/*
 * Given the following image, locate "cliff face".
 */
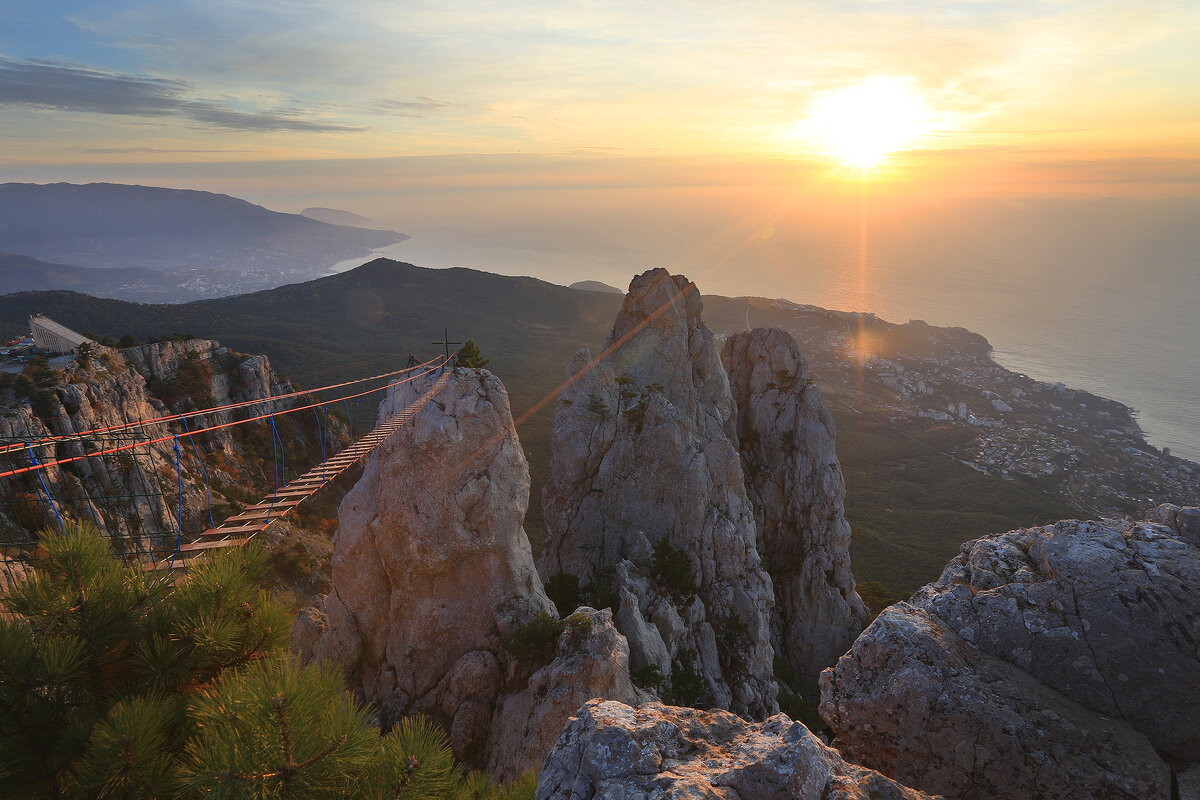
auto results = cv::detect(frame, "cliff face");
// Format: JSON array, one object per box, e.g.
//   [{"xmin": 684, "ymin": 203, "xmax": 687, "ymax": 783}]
[
  {"xmin": 296, "ymin": 366, "xmax": 639, "ymax": 780},
  {"xmin": 820, "ymin": 509, "xmax": 1200, "ymax": 799},
  {"xmin": 0, "ymin": 340, "xmax": 326, "ymax": 552},
  {"xmin": 537, "ymin": 700, "xmax": 934, "ymax": 800},
  {"xmin": 721, "ymin": 328, "xmax": 868, "ymax": 694},
  {"xmin": 538, "ymin": 269, "xmax": 778, "ymax": 718}
]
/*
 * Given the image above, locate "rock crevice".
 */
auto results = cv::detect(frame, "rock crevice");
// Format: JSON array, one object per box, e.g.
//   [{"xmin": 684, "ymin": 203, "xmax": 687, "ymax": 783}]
[{"xmin": 722, "ymin": 327, "xmax": 868, "ymax": 694}]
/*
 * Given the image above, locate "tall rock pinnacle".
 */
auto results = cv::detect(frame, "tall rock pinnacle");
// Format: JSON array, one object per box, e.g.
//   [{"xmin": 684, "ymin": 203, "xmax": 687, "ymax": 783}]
[
  {"xmin": 538, "ymin": 268, "xmax": 778, "ymax": 717},
  {"xmin": 722, "ymin": 328, "xmax": 868, "ymax": 694}
]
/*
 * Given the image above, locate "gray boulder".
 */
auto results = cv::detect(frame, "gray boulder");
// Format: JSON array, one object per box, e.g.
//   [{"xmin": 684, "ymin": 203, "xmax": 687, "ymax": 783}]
[
  {"xmin": 537, "ymin": 699, "xmax": 935, "ymax": 800},
  {"xmin": 820, "ymin": 604, "xmax": 1170, "ymax": 800},
  {"xmin": 0, "ymin": 338, "xmax": 309, "ymax": 546},
  {"xmin": 821, "ymin": 512, "xmax": 1200, "ymax": 798}
]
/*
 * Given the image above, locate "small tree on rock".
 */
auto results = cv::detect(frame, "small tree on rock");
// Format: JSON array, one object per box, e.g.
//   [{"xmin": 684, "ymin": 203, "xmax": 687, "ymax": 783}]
[{"xmin": 455, "ymin": 340, "xmax": 490, "ymax": 368}]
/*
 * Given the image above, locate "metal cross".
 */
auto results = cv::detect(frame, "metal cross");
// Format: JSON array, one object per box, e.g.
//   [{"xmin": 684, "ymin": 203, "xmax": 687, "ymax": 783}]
[{"xmin": 432, "ymin": 328, "xmax": 462, "ymax": 359}]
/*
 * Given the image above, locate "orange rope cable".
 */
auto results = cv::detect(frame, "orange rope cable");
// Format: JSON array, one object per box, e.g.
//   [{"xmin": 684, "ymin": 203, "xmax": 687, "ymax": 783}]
[
  {"xmin": 0, "ymin": 357, "xmax": 451, "ymax": 479},
  {"xmin": 0, "ymin": 355, "xmax": 442, "ymax": 454}
]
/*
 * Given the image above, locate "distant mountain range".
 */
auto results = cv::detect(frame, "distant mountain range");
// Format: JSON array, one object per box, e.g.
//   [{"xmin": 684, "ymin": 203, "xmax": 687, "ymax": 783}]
[{"xmin": 0, "ymin": 182, "xmax": 408, "ymax": 299}]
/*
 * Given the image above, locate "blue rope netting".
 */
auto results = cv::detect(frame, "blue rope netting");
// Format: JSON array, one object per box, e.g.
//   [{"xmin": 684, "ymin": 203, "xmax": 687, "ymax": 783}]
[
  {"xmin": 178, "ymin": 415, "xmax": 215, "ymax": 529},
  {"xmin": 310, "ymin": 399, "xmax": 326, "ymax": 466},
  {"xmin": 26, "ymin": 444, "xmax": 63, "ymax": 531},
  {"xmin": 265, "ymin": 415, "xmax": 283, "ymax": 524},
  {"xmin": 168, "ymin": 436, "xmax": 183, "ymax": 568}
]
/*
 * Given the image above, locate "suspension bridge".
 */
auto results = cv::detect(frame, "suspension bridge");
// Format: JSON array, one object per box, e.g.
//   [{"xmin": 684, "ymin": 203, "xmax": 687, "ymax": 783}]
[{"xmin": 0, "ymin": 352, "xmax": 454, "ymax": 577}]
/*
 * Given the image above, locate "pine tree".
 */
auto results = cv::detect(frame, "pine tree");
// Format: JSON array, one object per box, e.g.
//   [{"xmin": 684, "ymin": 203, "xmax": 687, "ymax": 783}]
[
  {"xmin": 0, "ymin": 522, "xmax": 537, "ymax": 800},
  {"xmin": 455, "ymin": 340, "xmax": 489, "ymax": 369}
]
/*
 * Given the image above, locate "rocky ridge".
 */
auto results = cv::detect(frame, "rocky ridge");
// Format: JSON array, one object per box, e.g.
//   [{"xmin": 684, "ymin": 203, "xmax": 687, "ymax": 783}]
[
  {"xmin": 537, "ymin": 269, "xmax": 778, "ymax": 717},
  {"xmin": 722, "ymin": 328, "xmax": 868, "ymax": 694},
  {"xmin": 537, "ymin": 699, "xmax": 934, "ymax": 800},
  {"xmin": 820, "ymin": 508, "xmax": 1200, "ymax": 799},
  {"xmin": 295, "ymin": 365, "xmax": 641, "ymax": 780}
]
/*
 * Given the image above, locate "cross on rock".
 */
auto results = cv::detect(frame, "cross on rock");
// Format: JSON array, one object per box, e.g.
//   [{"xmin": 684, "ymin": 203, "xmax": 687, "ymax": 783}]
[{"xmin": 433, "ymin": 328, "xmax": 462, "ymax": 359}]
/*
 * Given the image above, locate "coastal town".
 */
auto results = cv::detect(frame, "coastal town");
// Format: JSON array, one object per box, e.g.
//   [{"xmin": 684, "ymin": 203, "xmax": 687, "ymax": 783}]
[{"xmin": 756, "ymin": 301, "xmax": 1200, "ymax": 518}]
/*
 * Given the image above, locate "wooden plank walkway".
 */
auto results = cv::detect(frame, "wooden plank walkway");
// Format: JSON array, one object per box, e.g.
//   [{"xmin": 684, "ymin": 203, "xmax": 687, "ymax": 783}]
[{"xmin": 147, "ymin": 367, "xmax": 452, "ymax": 571}]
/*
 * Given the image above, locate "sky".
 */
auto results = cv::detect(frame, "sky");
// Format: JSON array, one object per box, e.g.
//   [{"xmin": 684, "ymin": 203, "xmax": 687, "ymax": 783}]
[
  {"xmin": 2, "ymin": 1, "xmax": 1200, "ymax": 458},
  {"xmin": 2, "ymin": 0, "xmax": 1199, "ymax": 197}
]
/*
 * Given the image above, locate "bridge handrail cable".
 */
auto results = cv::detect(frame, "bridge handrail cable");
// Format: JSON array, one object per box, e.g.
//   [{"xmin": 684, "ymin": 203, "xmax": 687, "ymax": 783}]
[
  {"xmin": 0, "ymin": 356, "xmax": 451, "ymax": 480},
  {"xmin": 0, "ymin": 355, "xmax": 444, "ymax": 454}
]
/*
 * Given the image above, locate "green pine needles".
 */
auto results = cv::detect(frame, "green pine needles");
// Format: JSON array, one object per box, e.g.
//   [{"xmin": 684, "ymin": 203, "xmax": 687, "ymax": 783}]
[
  {"xmin": 454, "ymin": 340, "xmax": 489, "ymax": 369},
  {"xmin": 0, "ymin": 522, "xmax": 536, "ymax": 800}
]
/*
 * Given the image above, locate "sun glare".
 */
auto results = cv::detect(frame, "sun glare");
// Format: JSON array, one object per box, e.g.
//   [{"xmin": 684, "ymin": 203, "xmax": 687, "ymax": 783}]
[{"xmin": 795, "ymin": 77, "xmax": 933, "ymax": 169}]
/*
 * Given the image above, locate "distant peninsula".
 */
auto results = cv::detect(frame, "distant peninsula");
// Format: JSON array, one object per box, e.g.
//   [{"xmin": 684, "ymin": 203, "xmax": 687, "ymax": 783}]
[
  {"xmin": 0, "ymin": 182, "xmax": 408, "ymax": 300},
  {"xmin": 300, "ymin": 207, "xmax": 374, "ymax": 227}
]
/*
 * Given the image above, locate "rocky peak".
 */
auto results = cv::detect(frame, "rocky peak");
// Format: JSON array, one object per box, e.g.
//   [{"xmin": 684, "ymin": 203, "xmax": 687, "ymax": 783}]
[
  {"xmin": 820, "ymin": 510, "xmax": 1200, "ymax": 799},
  {"xmin": 538, "ymin": 268, "xmax": 778, "ymax": 718},
  {"xmin": 722, "ymin": 328, "xmax": 868, "ymax": 695},
  {"xmin": 296, "ymin": 365, "xmax": 640, "ymax": 779},
  {"xmin": 605, "ymin": 269, "xmax": 734, "ymax": 441}
]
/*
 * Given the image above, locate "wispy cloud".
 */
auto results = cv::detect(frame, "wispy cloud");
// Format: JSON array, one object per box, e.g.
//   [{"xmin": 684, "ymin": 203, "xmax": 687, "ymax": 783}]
[
  {"xmin": 0, "ymin": 57, "xmax": 363, "ymax": 132},
  {"xmin": 374, "ymin": 96, "xmax": 469, "ymax": 116},
  {"xmin": 81, "ymin": 147, "xmax": 244, "ymax": 154}
]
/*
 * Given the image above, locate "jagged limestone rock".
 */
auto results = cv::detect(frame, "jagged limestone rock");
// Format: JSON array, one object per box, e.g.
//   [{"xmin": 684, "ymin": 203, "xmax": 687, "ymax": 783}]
[
  {"xmin": 722, "ymin": 328, "xmax": 868, "ymax": 695},
  {"xmin": 486, "ymin": 606, "xmax": 641, "ymax": 782},
  {"xmin": 538, "ymin": 268, "xmax": 777, "ymax": 718},
  {"xmin": 1146, "ymin": 502, "xmax": 1200, "ymax": 548},
  {"xmin": 821, "ymin": 512, "xmax": 1200, "ymax": 799},
  {"xmin": 0, "ymin": 339, "xmax": 309, "ymax": 547},
  {"xmin": 298, "ymin": 366, "xmax": 639, "ymax": 778},
  {"xmin": 1179, "ymin": 763, "xmax": 1200, "ymax": 800},
  {"xmin": 536, "ymin": 699, "xmax": 935, "ymax": 800}
]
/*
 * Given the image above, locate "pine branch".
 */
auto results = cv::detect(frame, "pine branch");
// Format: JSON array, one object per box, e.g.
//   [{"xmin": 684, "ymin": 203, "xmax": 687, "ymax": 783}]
[
  {"xmin": 192, "ymin": 625, "xmax": 274, "ymax": 686},
  {"xmin": 388, "ymin": 756, "xmax": 421, "ymax": 800},
  {"xmin": 225, "ymin": 734, "xmax": 349, "ymax": 783},
  {"xmin": 277, "ymin": 693, "xmax": 293, "ymax": 774}
]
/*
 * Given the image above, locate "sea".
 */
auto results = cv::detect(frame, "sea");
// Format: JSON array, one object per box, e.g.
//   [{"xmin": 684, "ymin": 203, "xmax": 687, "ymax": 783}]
[{"xmin": 327, "ymin": 190, "xmax": 1200, "ymax": 464}]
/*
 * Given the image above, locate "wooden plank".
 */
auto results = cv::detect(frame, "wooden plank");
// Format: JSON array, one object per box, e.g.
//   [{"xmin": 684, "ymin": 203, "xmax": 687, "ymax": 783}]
[
  {"xmin": 195, "ymin": 524, "xmax": 266, "ymax": 536},
  {"xmin": 223, "ymin": 511, "xmax": 277, "ymax": 522},
  {"xmin": 179, "ymin": 538, "xmax": 248, "ymax": 553},
  {"xmin": 242, "ymin": 499, "xmax": 305, "ymax": 511},
  {"xmin": 142, "ymin": 559, "xmax": 190, "ymax": 572}
]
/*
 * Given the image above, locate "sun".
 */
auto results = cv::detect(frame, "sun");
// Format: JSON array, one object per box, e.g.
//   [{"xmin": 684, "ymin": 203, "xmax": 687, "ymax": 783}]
[{"xmin": 794, "ymin": 77, "xmax": 933, "ymax": 168}]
